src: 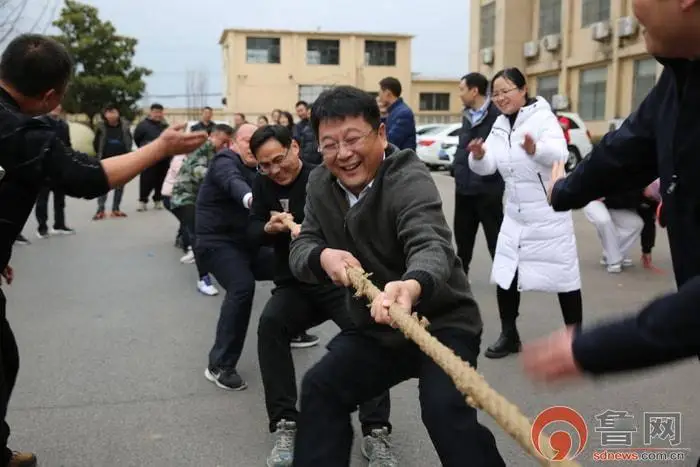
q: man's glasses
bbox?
[318,130,374,159]
[257,147,291,175]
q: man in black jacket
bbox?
[92,105,133,219]
[34,104,74,238]
[248,125,395,467]
[0,34,207,467]
[451,73,504,280]
[134,103,169,211]
[195,123,273,391]
[293,101,320,164]
[522,1,700,384]
[190,106,215,134]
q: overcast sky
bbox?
[13,0,470,108]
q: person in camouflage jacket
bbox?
[170,123,234,296]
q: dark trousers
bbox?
[138,157,171,203]
[496,271,583,334]
[35,186,66,232]
[258,283,391,435]
[172,205,207,278]
[293,328,505,467]
[638,204,657,254]
[163,197,189,252]
[453,192,503,278]
[97,187,124,213]
[198,243,274,370]
[0,291,19,466]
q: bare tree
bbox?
[0,0,59,45]
[184,69,209,121]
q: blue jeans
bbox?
[198,243,274,370]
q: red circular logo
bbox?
[531,406,588,461]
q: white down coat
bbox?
[469,97,581,293]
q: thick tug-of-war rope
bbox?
[283,215,580,466]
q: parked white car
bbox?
[416,123,445,136]
[416,123,461,170]
[557,112,593,172]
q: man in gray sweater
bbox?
[288,86,505,467]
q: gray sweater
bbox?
[289,146,484,346]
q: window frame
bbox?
[364,40,397,67]
[578,66,608,120]
[245,37,281,64]
[418,92,451,112]
[581,0,611,27]
[306,39,340,66]
[538,0,562,37]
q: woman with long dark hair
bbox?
[278,111,295,135]
[468,67,583,359]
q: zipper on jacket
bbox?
[667,174,678,195]
[537,173,548,196]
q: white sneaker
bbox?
[180,248,195,264]
[622,258,634,267]
[607,263,622,273]
[197,276,219,296]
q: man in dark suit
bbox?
[451,73,504,281]
[195,123,273,391]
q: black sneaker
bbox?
[204,366,247,391]
[51,226,76,235]
[290,332,320,349]
[14,234,30,245]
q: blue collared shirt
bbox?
[467,99,490,125]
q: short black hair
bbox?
[491,67,528,95]
[104,104,118,112]
[213,123,234,136]
[310,86,381,139]
[379,77,402,97]
[150,103,164,110]
[234,112,246,120]
[250,124,293,157]
[295,100,309,109]
[0,34,74,98]
[461,72,489,96]
[203,106,213,111]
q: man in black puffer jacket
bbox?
[451,73,504,280]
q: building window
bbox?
[246,37,281,64]
[364,40,396,66]
[479,2,496,49]
[419,93,450,112]
[537,75,559,105]
[298,85,334,104]
[581,0,610,27]
[632,58,657,110]
[578,66,608,120]
[539,0,562,37]
[306,39,340,65]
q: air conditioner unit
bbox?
[480,47,494,65]
[551,94,569,111]
[591,21,612,42]
[616,16,639,38]
[523,41,539,59]
[542,34,561,52]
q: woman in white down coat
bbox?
[468,67,582,359]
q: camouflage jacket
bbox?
[170,140,216,209]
